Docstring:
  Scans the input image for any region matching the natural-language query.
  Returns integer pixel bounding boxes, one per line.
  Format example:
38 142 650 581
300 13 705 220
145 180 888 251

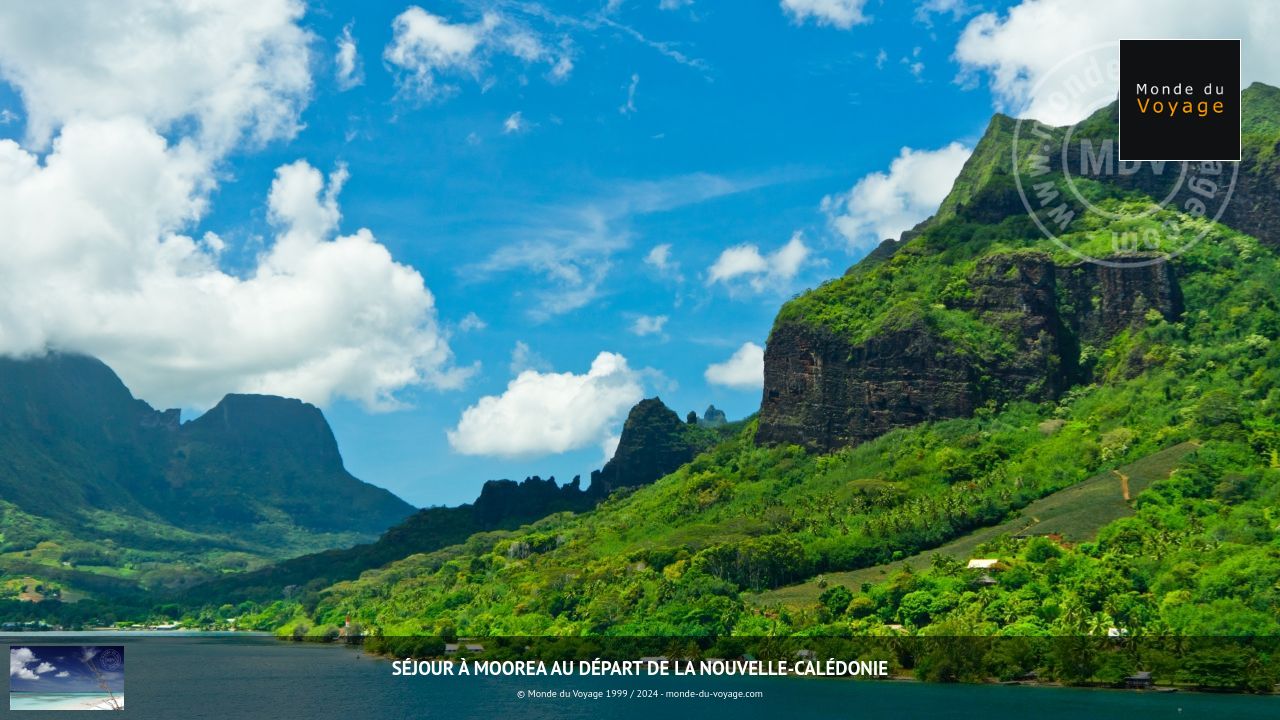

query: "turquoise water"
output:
9 692 123 711
4 634 1277 719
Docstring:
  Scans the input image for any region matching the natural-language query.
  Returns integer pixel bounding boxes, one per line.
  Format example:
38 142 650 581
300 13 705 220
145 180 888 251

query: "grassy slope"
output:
0 497 373 599
752 441 1198 607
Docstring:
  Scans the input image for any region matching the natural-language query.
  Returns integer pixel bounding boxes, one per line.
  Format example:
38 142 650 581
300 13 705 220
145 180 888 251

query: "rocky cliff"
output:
758 251 1182 453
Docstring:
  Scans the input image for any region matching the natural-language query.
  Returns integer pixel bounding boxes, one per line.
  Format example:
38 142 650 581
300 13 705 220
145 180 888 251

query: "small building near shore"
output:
1124 671 1154 689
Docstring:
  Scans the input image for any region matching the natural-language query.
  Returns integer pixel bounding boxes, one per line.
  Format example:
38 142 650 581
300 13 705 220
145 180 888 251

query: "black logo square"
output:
1120 39 1240 161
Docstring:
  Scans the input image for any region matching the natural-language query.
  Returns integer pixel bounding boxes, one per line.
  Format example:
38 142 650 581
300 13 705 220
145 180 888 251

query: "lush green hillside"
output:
175 398 740 607
227 88 1280 669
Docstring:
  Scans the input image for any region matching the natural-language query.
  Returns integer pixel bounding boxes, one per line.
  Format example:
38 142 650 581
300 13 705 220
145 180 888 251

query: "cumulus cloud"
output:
0 0 311 153
629 315 668 336
385 7 490 101
646 244 672 270
707 232 810 292
955 0 1280 125
644 243 683 282
334 22 364 91
822 143 971 251
10 648 38 680
503 111 524 134
780 0 870 29
384 5 573 102
55 671 69 678
705 342 764 390
457 312 487 332
0 1 469 411
34 662 55 674
448 352 644 458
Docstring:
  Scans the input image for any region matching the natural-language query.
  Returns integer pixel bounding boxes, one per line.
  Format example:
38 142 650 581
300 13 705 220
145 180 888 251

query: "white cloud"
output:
659 0 694 9
334 22 364 91
914 0 977 24
874 49 888 70
822 142 971 251
901 46 924 80
0 2 470 411
384 6 490 102
34 662 55 674
448 352 644 458
780 0 870 29
955 0 1280 125
0 109 17 124
0 0 311 153
705 342 764 390
645 244 673 271
629 314 668 336
457 312 487 332
469 174 761 320
384 5 573 102
503 111 524 134
55 671 69 678
620 73 639 115
707 231 810 292
10 648 38 680
550 53 574 82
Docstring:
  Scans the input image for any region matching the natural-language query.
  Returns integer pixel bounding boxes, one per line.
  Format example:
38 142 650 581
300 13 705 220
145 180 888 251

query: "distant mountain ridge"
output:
0 352 414 593
183 396 742 603
0 353 413 534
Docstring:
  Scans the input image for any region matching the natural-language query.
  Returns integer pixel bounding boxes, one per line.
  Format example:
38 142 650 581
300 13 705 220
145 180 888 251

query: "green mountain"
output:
0 353 413 596
244 85 1280 673
180 396 739 605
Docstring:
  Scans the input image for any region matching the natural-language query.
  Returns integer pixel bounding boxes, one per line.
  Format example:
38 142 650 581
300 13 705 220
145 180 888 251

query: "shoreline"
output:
9 693 124 711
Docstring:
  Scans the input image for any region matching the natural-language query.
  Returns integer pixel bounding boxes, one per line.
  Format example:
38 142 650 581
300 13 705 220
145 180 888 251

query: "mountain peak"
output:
590 397 697 494
185 393 342 465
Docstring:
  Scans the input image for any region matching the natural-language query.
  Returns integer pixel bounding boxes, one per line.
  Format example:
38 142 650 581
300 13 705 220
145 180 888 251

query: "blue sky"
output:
295 0 1017 505
0 0 1018 507
9 646 124 694
4 2 1275 509
36 0 1261 508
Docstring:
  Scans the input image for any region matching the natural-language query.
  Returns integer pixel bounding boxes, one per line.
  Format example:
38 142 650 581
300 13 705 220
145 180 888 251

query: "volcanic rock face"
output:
757 253 1181 453
590 397 698 494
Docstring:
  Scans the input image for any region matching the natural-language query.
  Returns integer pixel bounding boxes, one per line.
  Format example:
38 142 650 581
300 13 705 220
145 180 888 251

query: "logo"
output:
98 649 123 672
1119 39 1241 161
1012 41 1238 267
